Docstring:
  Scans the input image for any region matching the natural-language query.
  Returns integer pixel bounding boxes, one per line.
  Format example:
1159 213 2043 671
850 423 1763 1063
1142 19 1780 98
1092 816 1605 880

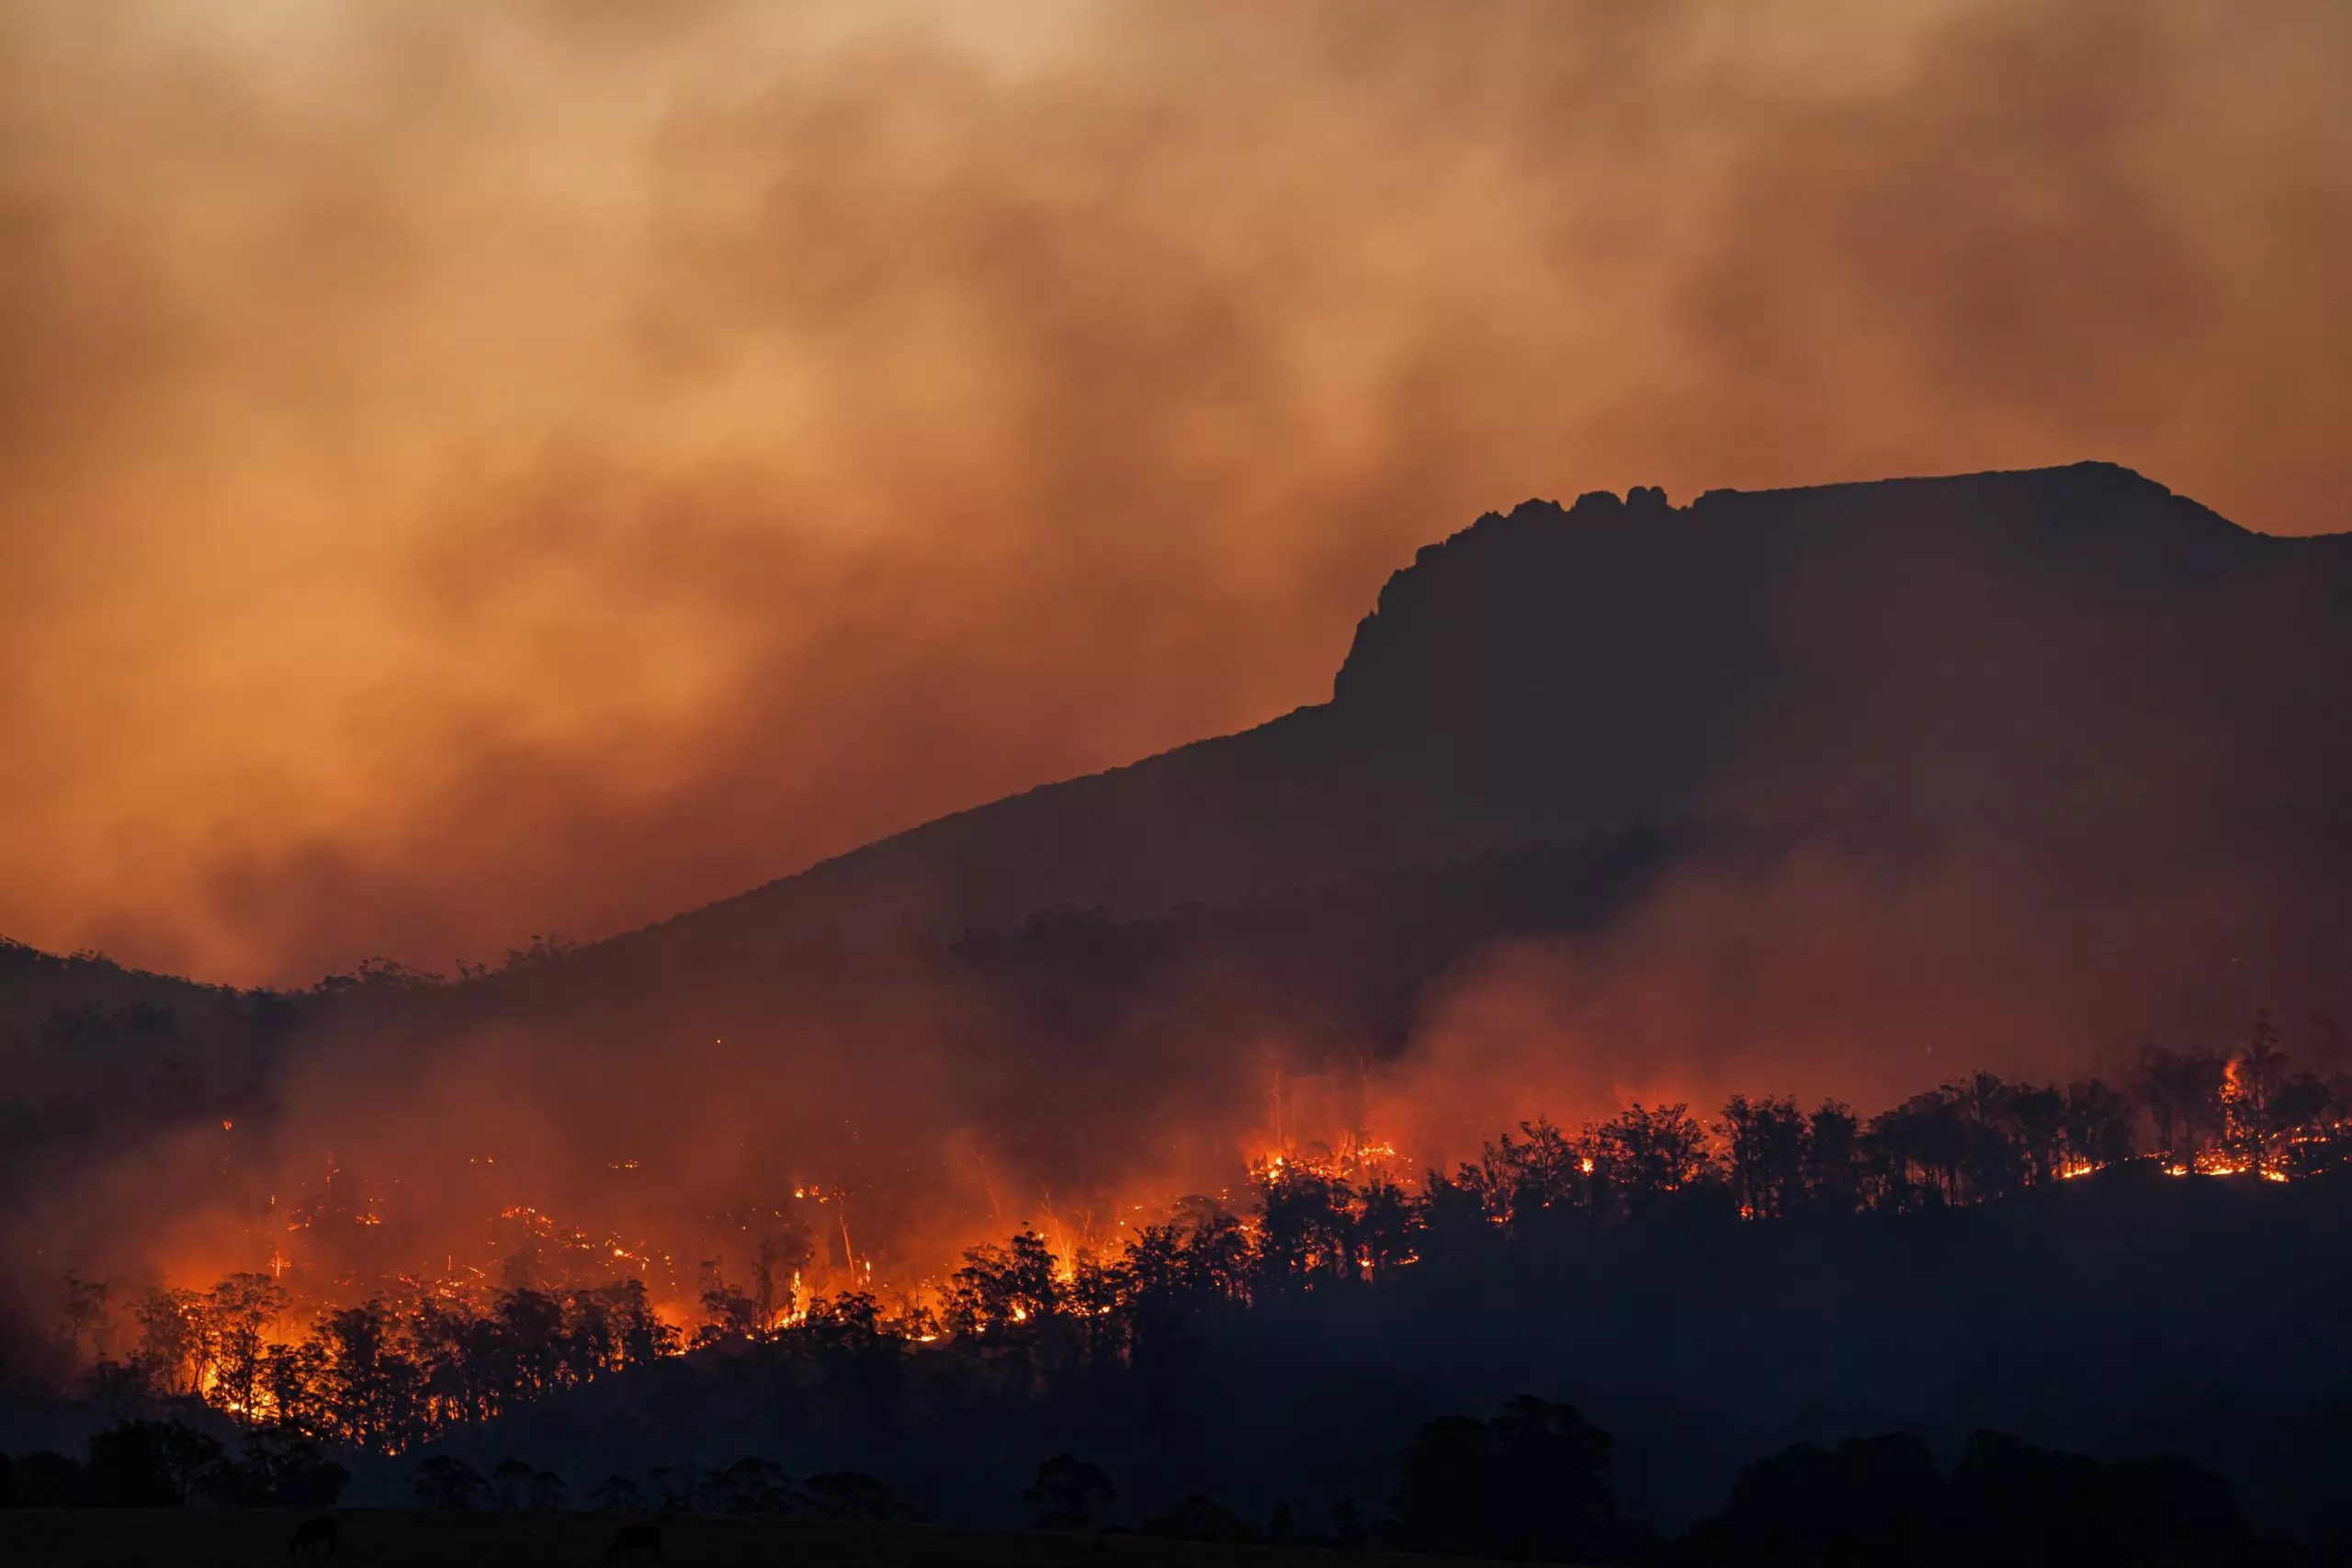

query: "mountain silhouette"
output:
618 460 2352 963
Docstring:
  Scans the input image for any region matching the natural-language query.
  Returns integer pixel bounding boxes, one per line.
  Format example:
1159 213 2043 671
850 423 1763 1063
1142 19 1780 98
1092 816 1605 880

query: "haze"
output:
3 0 2346 986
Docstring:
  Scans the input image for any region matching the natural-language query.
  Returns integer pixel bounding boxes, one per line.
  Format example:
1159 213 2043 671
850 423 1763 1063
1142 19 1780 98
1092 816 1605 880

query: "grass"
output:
4 1511 1486 1568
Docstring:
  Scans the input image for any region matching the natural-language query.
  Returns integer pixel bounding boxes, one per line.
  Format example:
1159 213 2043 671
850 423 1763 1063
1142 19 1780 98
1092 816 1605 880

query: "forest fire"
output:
35 1021 2347 1459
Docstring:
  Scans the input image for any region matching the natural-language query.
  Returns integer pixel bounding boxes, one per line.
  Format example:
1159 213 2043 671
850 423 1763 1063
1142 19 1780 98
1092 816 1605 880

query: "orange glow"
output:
1 4 2346 988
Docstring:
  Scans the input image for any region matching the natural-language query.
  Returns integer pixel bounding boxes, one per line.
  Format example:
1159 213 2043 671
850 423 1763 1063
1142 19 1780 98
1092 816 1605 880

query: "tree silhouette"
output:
2233 1012 2289 1170
241 1425 348 1506
1022 1451 1115 1530
1951 1429 2249 1567
753 1224 815 1330
320 1300 424 1450
2177 1048 2230 1160
203 1272 287 1416
413 1453 488 1509
698 1456 792 1515
1140 1493 1257 1541
1721 1095 1808 1218
2003 1081 2066 1185
2060 1078 2135 1168
1692 1432 1943 1567
1252 1159 1356 1291
1590 1103 1712 1213
1800 1101 1863 1213
1354 1174 1419 1273
85 1419 226 1506
491 1455 537 1509
588 1473 648 1514
1395 1395 1617 1561
130 1287 206 1397
797 1470 917 1522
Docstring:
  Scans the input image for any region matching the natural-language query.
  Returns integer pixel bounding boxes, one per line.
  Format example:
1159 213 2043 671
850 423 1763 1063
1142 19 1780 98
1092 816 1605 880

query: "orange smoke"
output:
0 1 2346 986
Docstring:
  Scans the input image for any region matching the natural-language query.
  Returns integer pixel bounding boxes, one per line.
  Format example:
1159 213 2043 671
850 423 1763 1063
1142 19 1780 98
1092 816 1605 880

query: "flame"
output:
76 1057 2352 1468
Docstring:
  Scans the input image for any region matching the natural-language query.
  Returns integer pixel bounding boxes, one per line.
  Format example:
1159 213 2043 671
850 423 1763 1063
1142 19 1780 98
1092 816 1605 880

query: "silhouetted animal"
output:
288 1517 339 1556
607 1523 662 1563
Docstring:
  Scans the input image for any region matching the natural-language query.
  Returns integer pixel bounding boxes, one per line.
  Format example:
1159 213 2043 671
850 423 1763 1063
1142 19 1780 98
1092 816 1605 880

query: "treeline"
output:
1129 1401 2277 1567
51 1026 2352 1458
0 1418 345 1508
1101 1399 2271 1567
0 1401 2291 1568
932 1029 2348 1344
63 1275 678 1453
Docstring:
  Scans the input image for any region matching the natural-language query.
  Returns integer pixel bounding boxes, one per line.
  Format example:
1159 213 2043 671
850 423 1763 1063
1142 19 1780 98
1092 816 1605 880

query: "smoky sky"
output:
1 0 2346 987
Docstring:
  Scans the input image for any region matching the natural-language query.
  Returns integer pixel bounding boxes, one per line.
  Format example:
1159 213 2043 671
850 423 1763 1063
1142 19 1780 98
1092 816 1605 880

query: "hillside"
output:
6 461 2350 1331
620 461 2352 960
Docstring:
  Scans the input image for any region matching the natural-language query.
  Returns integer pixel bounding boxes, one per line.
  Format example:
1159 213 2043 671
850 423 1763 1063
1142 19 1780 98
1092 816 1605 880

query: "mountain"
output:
623 460 2352 963
6 461 2351 1314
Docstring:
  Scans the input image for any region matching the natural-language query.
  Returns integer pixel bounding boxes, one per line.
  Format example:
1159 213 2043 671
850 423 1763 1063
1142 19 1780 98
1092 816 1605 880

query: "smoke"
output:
1364 835 2283 1180
4 0 2350 1359
0 0 2346 986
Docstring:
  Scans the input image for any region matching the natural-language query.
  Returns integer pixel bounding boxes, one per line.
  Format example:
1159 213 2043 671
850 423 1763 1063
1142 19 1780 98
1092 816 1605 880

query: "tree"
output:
695 1276 762 1349
1140 1494 1257 1541
1869 1089 1970 1208
1395 1396 1617 1561
599 1279 680 1368
2060 1079 2135 1169
493 1288 567 1400
588 1474 649 1514
492 1455 539 1509
1720 1095 1808 1219
945 1230 1053 1333
202 1272 287 1417
699 1457 792 1516
84 1419 230 1507
130 1287 207 1398
320 1300 424 1450
1023 1452 1115 1531
2233 1012 2290 1171
241 1429 350 1514
413 1453 488 1509
752 1224 815 1331
2274 1071 2340 1168
1415 1169 1495 1266
211 1425 350 1507
1355 1175 1419 1274
1951 1429 2248 1567
2177 1049 2229 1160
2003 1082 2066 1186
260 1337 332 1437
1693 1432 1944 1568
1328 1495 1368 1549
8 1450 90 1506
797 1470 917 1523
1478 1117 1587 1233
1800 1101 1863 1213
1589 1103 1714 1213
1950 1075 2028 1201
1252 1160 1355 1291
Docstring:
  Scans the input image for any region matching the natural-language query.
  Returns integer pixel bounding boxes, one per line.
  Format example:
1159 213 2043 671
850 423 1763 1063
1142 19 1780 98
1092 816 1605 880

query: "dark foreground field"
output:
7 1512 1488 1568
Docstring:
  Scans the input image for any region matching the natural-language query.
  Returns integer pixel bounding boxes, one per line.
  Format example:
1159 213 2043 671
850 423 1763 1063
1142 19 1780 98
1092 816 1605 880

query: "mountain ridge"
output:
613 459 2352 966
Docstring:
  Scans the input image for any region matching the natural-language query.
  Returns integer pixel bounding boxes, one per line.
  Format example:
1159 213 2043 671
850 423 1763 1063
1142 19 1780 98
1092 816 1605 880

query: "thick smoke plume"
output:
1 0 2346 985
